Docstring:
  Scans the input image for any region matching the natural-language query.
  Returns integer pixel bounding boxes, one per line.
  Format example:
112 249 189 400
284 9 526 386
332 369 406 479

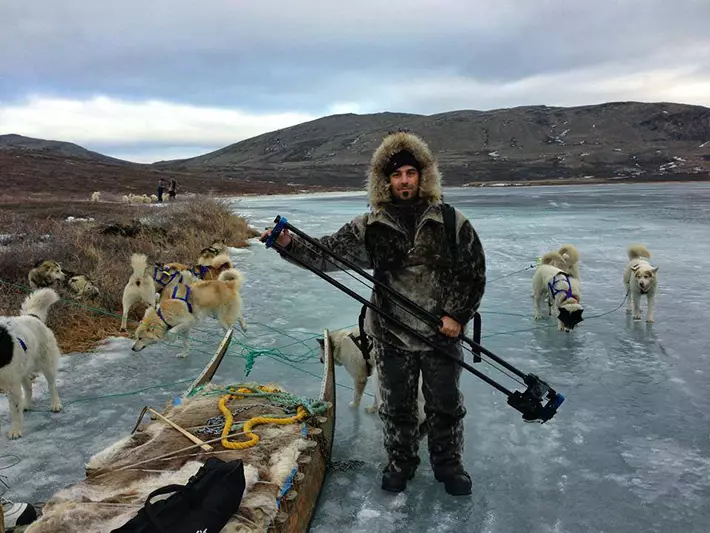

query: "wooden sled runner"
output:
26 328 336 532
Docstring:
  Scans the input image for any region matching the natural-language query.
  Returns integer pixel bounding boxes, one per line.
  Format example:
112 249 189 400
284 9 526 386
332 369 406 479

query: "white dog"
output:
623 244 659 323
317 328 426 428
120 253 162 331
532 246 584 332
0 288 63 439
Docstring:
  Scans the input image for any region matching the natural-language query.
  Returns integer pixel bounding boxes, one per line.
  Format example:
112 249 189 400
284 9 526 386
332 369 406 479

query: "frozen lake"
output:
2 182 710 532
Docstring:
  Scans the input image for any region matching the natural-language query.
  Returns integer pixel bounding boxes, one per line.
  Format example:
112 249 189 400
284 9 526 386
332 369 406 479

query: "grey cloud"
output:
1 0 708 114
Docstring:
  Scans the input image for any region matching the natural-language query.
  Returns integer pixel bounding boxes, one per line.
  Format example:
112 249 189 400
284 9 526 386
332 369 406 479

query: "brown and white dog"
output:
67 275 100 301
28 260 66 290
197 241 228 266
623 244 659 323
131 267 247 358
532 245 584 332
162 253 233 282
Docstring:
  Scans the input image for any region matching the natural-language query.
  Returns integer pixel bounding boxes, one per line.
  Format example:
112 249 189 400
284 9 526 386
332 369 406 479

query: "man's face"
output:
389 165 420 201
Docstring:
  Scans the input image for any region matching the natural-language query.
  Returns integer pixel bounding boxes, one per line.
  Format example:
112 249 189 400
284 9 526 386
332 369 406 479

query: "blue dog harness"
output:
191 265 211 279
548 273 579 302
156 283 193 330
153 267 180 288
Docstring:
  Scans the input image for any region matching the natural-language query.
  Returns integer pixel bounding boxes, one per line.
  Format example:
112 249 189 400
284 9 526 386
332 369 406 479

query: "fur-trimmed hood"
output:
367 131 442 211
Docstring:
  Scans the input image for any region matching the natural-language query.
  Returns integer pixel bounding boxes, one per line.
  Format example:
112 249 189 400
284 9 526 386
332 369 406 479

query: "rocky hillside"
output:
1 102 708 199
0 133 132 166
155 101 710 187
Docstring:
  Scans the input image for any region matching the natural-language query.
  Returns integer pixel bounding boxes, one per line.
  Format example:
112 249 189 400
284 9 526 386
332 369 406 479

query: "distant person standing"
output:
168 179 178 201
157 178 166 202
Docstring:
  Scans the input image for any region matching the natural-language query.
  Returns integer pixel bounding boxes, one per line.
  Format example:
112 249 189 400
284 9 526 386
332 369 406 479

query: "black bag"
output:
111 457 246 533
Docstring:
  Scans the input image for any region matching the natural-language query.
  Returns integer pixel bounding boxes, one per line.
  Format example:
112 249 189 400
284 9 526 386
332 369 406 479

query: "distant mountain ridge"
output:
0 133 133 166
1 101 709 196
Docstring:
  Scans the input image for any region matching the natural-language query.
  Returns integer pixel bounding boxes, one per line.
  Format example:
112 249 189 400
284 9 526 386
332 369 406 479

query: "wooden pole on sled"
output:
181 327 234 400
131 328 235 452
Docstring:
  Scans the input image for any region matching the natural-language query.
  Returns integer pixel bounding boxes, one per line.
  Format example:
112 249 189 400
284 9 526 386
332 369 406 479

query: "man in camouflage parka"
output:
262 131 486 495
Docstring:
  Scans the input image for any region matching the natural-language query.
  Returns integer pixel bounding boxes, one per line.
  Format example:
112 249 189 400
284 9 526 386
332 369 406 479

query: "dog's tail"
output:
218 268 244 289
558 244 581 279
21 288 60 323
541 251 568 270
628 244 651 260
130 253 149 278
211 253 233 270
558 244 580 266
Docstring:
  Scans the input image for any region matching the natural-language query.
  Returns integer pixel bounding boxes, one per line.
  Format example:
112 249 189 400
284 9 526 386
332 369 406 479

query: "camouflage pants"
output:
373 339 466 475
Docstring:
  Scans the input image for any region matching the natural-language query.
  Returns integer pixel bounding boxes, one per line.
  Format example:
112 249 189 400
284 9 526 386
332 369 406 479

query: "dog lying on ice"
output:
131 267 247 358
532 245 584 332
317 327 426 428
623 244 659 323
0 288 63 439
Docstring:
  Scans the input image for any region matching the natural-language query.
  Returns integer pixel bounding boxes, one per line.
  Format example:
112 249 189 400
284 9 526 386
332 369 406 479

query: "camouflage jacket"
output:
278 131 486 351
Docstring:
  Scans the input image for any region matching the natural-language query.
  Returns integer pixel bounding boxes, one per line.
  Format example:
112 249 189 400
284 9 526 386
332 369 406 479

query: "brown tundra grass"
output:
0 197 260 353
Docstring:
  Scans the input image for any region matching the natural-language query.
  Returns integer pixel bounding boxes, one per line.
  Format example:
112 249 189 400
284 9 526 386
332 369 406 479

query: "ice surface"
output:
2 182 710 532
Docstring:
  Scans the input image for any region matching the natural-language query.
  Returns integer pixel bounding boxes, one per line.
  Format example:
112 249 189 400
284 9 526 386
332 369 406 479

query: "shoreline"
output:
1 177 708 206
218 176 710 201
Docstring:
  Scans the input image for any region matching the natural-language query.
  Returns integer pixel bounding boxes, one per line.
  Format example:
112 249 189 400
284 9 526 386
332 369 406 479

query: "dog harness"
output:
156 306 173 329
16 313 43 352
548 273 579 302
171 284 193 313
156 284 194 330
191 265 211 279
153 267 180 288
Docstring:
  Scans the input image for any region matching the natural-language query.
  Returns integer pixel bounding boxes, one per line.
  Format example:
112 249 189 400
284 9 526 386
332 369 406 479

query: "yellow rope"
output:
218 386 309 450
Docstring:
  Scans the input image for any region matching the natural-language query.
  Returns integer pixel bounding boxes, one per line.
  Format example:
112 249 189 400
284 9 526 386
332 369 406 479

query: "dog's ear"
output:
630 264 640 272
651 266 659 273
316 337 324 347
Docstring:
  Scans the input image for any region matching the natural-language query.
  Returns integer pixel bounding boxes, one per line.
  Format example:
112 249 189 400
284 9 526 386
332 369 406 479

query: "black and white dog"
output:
0 288 63 439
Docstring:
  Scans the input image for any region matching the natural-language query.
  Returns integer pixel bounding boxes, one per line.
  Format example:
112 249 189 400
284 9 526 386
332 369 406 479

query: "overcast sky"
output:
1 0 709 163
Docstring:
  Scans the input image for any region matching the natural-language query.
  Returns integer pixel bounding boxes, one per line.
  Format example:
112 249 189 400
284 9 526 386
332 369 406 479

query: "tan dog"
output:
67 275 100 300
164 253 233 282
623 244 659 323
28 260 66 289
197 241 228 266
120 252 230 332
131 268 247 358
532 249 584 332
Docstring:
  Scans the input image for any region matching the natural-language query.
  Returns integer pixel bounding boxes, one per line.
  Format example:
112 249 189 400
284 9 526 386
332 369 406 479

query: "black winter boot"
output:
381 464 416 493
434 467 472 496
